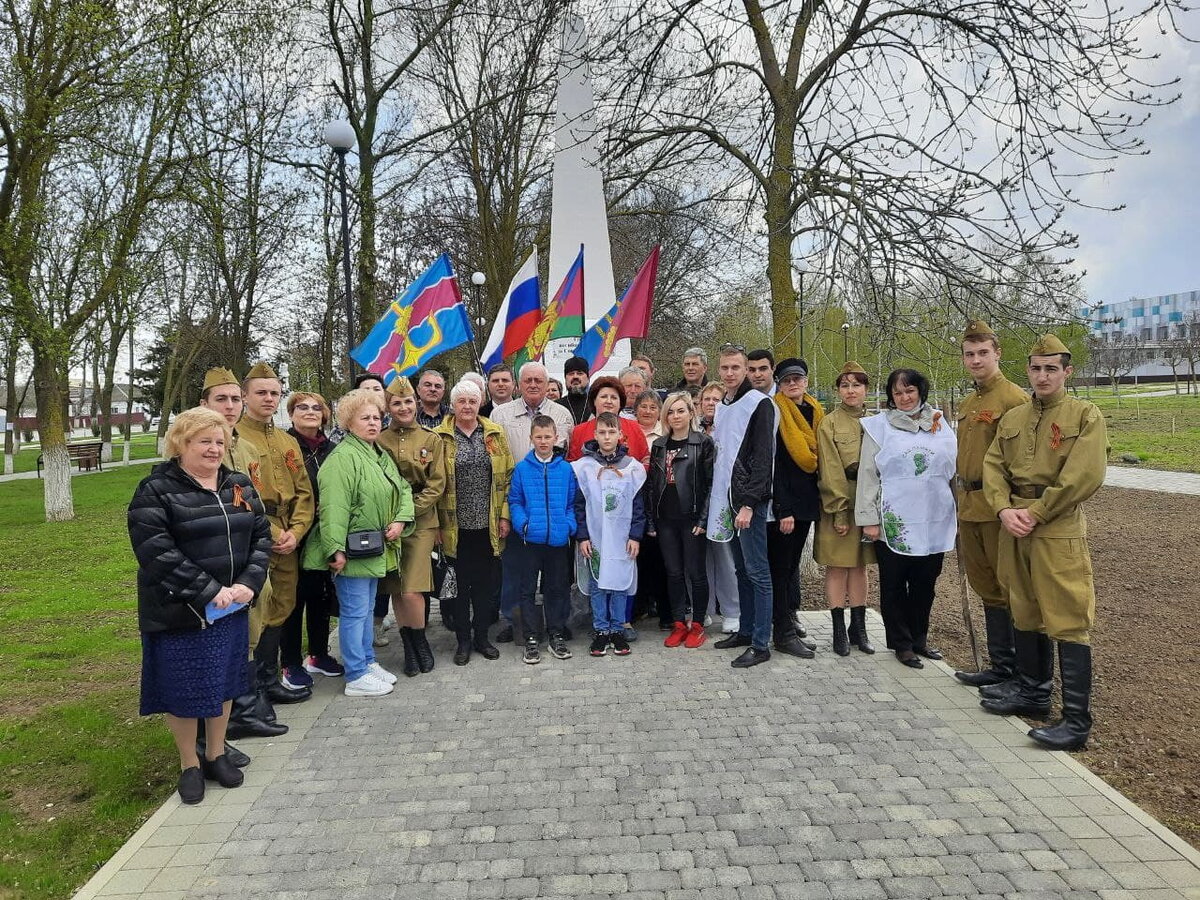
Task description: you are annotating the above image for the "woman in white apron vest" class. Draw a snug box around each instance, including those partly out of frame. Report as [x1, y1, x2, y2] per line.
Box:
[854, 369, 957, 669]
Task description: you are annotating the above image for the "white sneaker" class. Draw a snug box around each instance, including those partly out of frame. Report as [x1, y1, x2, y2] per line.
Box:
[345, 674, 392, 697]
[368, 662, 397, 685]
[382, 612, 397, 630]
[721, 617, 740, 634]
[372, 624, 390, 647]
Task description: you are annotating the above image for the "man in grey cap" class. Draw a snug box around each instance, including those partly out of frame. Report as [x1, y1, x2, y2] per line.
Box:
[558, 356, 591, 425]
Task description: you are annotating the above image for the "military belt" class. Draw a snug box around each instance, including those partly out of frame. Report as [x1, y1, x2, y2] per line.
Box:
[843, 465, 859, 481]
[1011, 484, 1047, 499]
[262, 500, 280, 516]
[957, 478, 983, 492]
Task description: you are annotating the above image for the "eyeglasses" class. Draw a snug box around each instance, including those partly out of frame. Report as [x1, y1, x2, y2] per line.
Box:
[293, 404, 323, 412]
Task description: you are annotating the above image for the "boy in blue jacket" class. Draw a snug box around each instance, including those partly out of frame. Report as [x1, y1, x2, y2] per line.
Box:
[508, 415, 578, 664]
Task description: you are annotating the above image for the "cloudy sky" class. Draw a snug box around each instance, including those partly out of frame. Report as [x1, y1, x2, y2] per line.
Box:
[1067, 26, 1200, 305]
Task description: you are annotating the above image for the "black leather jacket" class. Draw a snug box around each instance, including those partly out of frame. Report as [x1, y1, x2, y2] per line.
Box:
[647, 430, 715, 530]
[128, 461, 272, 633]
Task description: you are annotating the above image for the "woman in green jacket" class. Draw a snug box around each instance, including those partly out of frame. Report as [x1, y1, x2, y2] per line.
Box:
[303, 389, 414, 697]
[432, 380, 515, 665]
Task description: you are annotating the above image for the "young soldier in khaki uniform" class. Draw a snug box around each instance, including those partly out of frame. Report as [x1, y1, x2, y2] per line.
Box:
[195, 368, 287, 758]
[951, 323, 1030, 690]
[979, 334, 1107, 751]
[237, 362, 316, 709]
[378, 377, 448, 674]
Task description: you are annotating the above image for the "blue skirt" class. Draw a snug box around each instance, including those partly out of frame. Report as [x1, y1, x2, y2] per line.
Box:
[140, 609, 251, 718]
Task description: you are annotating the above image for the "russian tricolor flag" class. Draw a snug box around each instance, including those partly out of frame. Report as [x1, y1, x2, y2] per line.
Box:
[481, 250, 540, 372]
[350, 253, 474, 384]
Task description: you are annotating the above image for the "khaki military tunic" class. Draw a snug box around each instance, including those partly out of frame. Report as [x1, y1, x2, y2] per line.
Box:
[223, 427, 271, 648]
[955, 372, 1030, 609]
[982, 389, 1107, 643]
[378, 422, 447, 593]
[815, 404, 875, 568]
[237, 416, 315, 627]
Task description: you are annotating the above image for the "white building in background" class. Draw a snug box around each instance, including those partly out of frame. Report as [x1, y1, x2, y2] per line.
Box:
[1080, 290, 1200, 379]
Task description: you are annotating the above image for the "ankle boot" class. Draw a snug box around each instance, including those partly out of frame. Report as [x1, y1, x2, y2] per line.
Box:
[411, 627, 435, 673]
[955, 606, 1016, 687]
[848, 606, 875, 654]
[980, 628, 1053, 718]
[400, 627, 420, 677]
[257, 625, 311, 704]
[1029, 642, 1093, 750]
[453, 634, 472, 666]
[473, 627, 500, 660]
[226, 691, 288, 739]
[830, 608, 850, 656]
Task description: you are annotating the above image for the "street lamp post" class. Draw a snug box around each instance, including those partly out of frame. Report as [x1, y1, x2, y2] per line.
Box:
[841, 322, 850, 361]
[470, 271, 486, 370]
[325, 120, 356, 385]
[794, 260, 808, 358]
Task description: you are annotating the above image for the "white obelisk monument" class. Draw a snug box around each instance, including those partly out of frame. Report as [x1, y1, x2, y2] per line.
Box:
[544, 13, 629, 376]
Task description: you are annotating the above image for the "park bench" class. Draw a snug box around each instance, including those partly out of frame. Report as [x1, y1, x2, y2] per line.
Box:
[36, 441, 104, 478]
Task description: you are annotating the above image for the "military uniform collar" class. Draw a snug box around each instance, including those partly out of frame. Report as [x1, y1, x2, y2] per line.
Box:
[240, 415, 273, 434]
[837, 402, 866, 418]
[1033, 388, 1068, 410]
[974, 370, 1006, 393]
[389, 420, 421, 434]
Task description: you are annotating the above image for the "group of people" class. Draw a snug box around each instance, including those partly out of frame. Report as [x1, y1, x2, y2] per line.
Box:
[130, 324, 1107, 805]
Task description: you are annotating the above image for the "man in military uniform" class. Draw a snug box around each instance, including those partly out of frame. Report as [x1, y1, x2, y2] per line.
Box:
[195, 368, 288, 757]
[237, 362, 316, 709]
[952, 323, 1030, 691]
[980, 334, 1107, 751]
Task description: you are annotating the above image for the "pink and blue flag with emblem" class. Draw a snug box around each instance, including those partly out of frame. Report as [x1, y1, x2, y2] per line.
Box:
[350, 253, 474, 384]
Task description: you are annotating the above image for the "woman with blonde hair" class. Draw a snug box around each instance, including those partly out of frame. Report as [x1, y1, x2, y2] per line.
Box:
[302, 389, 414, 696]
[129, 407, 273, 804]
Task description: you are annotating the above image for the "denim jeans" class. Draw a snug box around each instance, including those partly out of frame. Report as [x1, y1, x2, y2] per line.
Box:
[731, 503, 774, 650]
[591, 589, 628, 634]
[333, 574, 378, 682]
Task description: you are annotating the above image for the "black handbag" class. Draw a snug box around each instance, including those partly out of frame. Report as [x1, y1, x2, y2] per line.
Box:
[345, 529, 385, 559]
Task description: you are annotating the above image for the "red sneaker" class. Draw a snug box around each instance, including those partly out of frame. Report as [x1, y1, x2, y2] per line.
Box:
[663, 621, 689, 648]
[683, 621, 707, 649]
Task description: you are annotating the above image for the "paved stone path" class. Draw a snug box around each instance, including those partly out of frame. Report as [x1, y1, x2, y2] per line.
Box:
[76, 612, 1200, 900]
[1103, 465, 1200, 495]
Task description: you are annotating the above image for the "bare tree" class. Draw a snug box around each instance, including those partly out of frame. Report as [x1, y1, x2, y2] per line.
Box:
[598, 0, 1184, 352]
[1091, 337, 1141, 398]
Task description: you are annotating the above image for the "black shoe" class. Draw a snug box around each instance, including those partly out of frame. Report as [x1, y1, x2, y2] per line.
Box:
[523, 637, 541, 665]
[549, 632, 572, 660]
[849, 606, 875, 654]
[731, 647, 770, 668]
[561, 625, 573, 641]
[1028, 642, 1093, 750]
[495, 623, 514, 643]
[980, 694, 1051, 718]
[979, 678, 1020, 699]
[453, 636, 472, 666]
[178, 766, 204, 804]
[473, 639, 500, 660]
[400, 627, 420, 677]
[200, 754, 244, 788]
[411, 628, 435, 673]
[197, 739, 250, 768]
[914, 646, 943, 661]
[955, 605, 1015, 686]
[714, 633, 752, 649]
[792, 612, 808, 639]
[896, 650, 923, 669]
[589, 633, 608, 656]
[831, 608, 850, 657]
[610, 632, 631, 655]
[253, 686, 277, 724]
[266, 681, 311, 704]
[774, 637, 815, 659]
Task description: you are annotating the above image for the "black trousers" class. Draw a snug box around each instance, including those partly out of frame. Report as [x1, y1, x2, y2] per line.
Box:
[657, 518, 709, 622]
[447, 529, 499, 640]
[874, 541, 944, 653]
[767, 520, 812, 645]
[516, 538, 571, 640]
[280, 567, 337, 667]
[634, 534, 669, 623]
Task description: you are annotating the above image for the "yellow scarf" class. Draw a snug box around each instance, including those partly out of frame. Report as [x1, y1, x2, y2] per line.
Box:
[774, 392, 824, 474]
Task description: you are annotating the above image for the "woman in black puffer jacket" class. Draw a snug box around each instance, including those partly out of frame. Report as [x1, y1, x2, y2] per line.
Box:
[129, 407, 272, 805]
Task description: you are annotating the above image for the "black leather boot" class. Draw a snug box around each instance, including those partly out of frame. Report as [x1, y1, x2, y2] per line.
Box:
[831, 608, 850, 657]
[411, 627, 435, 673]
[955, 606, 1016, 687]
[473, 626, 500, 660]
[980, 628, 1053, 718]
[225, 691, 288, 740]
[400, 627, 420, 677]
[196, 718, 251, 768]
[848, 606, 875, 654]
[1029, 642, 1093, 751]
[257, 625, 311, 704]
[253, 686, 277, 724]
[453, 634, 472, 666]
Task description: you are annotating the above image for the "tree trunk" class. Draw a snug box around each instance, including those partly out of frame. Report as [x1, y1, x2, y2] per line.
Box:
[98, 331, 122, 462]
[33, 350, 74, 521]
[3, 327, 17, 476]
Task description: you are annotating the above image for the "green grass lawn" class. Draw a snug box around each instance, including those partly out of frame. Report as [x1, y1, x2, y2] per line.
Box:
[1087, 392, 1200, 472]
[0, 465, 176, 900]
[6, 434, 160, 475]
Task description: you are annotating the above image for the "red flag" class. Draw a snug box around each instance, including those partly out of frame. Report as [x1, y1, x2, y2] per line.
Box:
[574, 246, 660, 371]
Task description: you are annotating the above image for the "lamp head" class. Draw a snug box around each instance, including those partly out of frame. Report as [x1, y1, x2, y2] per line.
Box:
[471, 271, 486, 286]
[324, 120, 355, 151]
